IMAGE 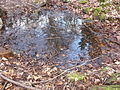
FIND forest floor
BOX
[0,0,120,90]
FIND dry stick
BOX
[2,81,8,90]
[0,74,40,90]
[104,38,120,46]
[45,37,61,40]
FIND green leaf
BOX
[83,7,90,14]
[99,12,106,20]
[73,6,81,9]
[115,5,120,11]
[33,0,40,4]
[105,73,120,84]
[63,0,71,3]
[111,73,120,77]
[107,17,113,21]
[105,77,117,84]
[93,10,99,17]
[94,7,102,12]
[78,0,88,4]
[103,9,110,13]
[67,72,85,81]
[97,0,107,3]
[101,3,111,8]
[100,67,109,72]
[85,17,92,20]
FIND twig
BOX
[104,38,120,46]
[45,37,61,40]
[2,81,8,90]
[0,74,40,90]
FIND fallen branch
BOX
[0,74,40,90]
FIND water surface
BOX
[0,10,102,64]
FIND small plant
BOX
[105,73,120,84]
[79,0,117,21]
[67,71,86,81]
[93,9,99,17]
[91,1,111,21]
[83,7,90,14]
[99,12,106,21]
[115,5,120,11]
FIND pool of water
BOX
[0,10,103,63]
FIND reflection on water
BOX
[0,10,102,62]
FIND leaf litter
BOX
[0,0,120,89]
